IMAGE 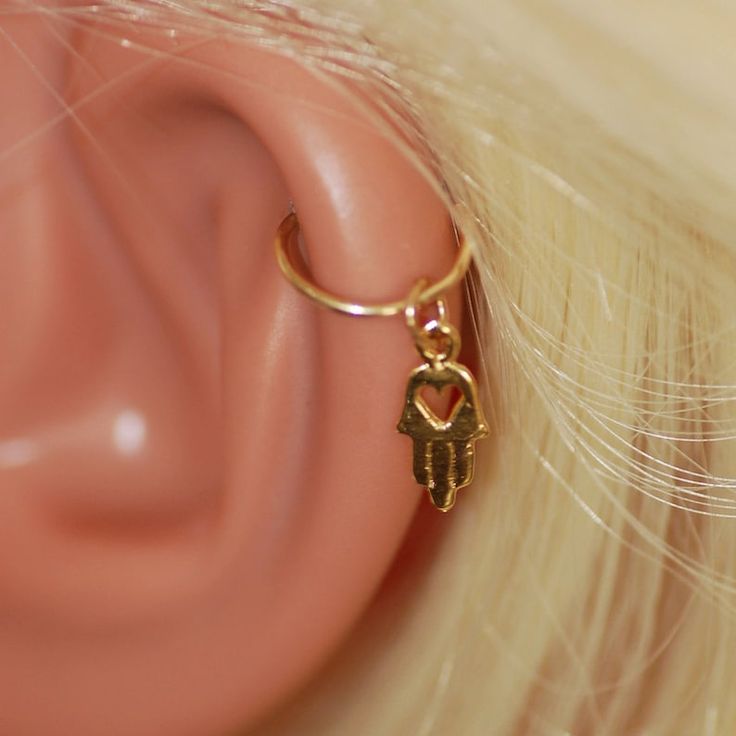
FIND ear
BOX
[0,17,461,736]
[188,36,464,728]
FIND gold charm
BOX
[397,284,488,511]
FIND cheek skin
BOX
[0,15,458,736]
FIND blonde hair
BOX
[55,1,736,733]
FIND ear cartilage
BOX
[274,211,488,511]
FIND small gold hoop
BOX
[404,278,448,335]
[274,212,473,317]
[404,279,460,363]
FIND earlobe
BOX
[0,21,463,736]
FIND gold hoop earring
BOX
[274,211,488,512]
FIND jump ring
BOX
[404,279,460,363]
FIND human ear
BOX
[0,17,461,736]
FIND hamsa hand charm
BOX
[397,292,489,511]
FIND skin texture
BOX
[0,9,462,736]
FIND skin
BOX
[0,9,461,736]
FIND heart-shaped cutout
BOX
[415,383,463,424]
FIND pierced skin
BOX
[0,11,461,736]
